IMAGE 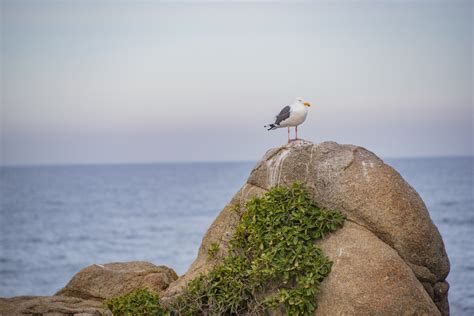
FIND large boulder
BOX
[56,261,178,301]
[163,140,450,315]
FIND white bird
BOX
[265,97,312,143]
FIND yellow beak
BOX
[304,102,311,107]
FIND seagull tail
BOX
[264,124,277,131]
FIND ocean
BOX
[0,157,472,314]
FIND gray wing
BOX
[274,105,291,125]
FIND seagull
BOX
[265,97,311,143]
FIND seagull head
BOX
[296,97,311,107]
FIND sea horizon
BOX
[1,154,473,169]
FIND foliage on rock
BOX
[171,182,345,315]
[105,288,167,316]
[105,183,344,315]
[207,242,220,259]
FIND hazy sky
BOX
[1,0,472,165]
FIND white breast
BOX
[279,104,308,127]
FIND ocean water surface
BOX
[0,157,472,314]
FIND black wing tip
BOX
[264,124,277,131]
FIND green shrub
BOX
[105,183,344,315]
[171,182,345,315]
[207,242,220,259]
[105,288,166,316]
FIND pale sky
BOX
[1,0,472,165]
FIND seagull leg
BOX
[288,127,290,144]
[295,126,298,140]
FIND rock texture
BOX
[162,140,450,315]
[0,261,177,316]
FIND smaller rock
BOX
[56,261,178,301]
